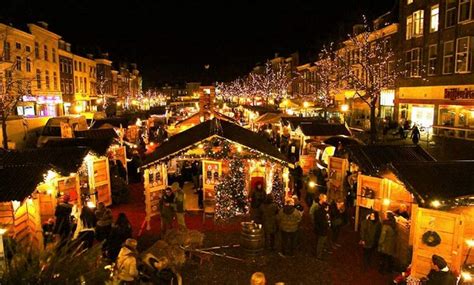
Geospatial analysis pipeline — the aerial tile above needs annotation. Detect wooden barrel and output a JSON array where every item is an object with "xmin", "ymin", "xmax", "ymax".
[{"xmin": 240, "ymin": 222, "xmax": 264, "ymax": 255}]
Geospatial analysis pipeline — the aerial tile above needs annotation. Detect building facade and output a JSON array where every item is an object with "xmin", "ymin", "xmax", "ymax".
[
  {"xmin": 397, "ymin": 0, "xmax": 474, "ymax": 140},
  {"xmin": 72, "ymin": 53, "xmax": 96, "ymax": 114},
  {"xmin": 58, "ymin": 40, "xmax": 74, "ymax": 114}
]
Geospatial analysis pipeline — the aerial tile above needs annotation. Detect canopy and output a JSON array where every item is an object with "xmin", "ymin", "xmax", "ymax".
[
  {"xmin": 255, "ymin": 112, "xmax": 282, "ymax": 124},
  {"xmin": 324, "ymin": 135, "xmax": 364, "ymax": 147}
]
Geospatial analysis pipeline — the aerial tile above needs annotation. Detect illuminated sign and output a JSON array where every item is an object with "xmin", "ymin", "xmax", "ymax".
[{"xmin": 444, "ymin": 88, "xmax": 474, "ymax": 100}]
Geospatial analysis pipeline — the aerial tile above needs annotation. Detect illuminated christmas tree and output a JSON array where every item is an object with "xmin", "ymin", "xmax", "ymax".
[
  {"xmin": 215, "ymin": 159, "xmax": 248, "ymax": 220},
  {"xmin": 271, "ymin": 170, "xmax": 285, "ymax": 208}
]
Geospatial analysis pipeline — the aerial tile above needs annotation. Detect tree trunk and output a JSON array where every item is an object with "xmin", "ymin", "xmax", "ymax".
[
  {"xmin": 369, "ymin": 103, "xmax": 377, "ymax": 144},
  {"xmin": 2, "ymin": 116, "xmax": 8, "ymax": 150}
]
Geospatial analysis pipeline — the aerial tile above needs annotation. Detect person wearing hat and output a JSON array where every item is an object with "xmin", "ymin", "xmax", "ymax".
[
  {"xmin": 422, "ymin": 254, "xmax": 457, "ymax": 285},
  {"xmin": 116, "ymin": 238, "xmax": 139, "ymax": 284},
  {"xmin": 172, "ymin": 182, "xmax": 187, "ymax": 229}
]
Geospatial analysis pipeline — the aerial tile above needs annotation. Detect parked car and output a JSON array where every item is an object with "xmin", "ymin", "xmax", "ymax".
[{"xmin": 36, "ymin": 115, "xmax": 88, "ymax": 147}]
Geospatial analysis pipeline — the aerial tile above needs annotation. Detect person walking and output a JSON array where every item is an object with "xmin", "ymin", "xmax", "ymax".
[
  {"xmin": 360, "ymin": 211, "xmax": 381, "ymax": 270},
  {"xmin": 105, "ymin": 213, "xmax": 133, "ymax": 261},
  {"xmin": 116, "ymin": 238, "xmax": 139, "ymax": 284},
  {"xmin": 260, "ymin": 194, "xmax": 278, "ymax": 251},
  {"xmin": 172, "ymin": 182, "xmax": 187, "ymax": 229},
  {"xmin": 159, "ymin": 187, "xmax": 176, "ymax": 238},
  {"xmin": 411, "ymin": 124, "xmax": 421, "ymax": 145},
  {"xmin": 250, "ymin": 182, "xmax": 266, "ymax": 224},
  {"xmin": 95, "ymin": 202, "xmax": 113, "ymax": 242},
  {"xmin": 277, "ymin": 198, "xmax": 302, "ymax": 257},
  {"xmin": 314, "ymin": 202, "xmax": 331, "ymax": 261},
  {"xmin": 378, "ymin": 211, "xmax": 397, "ymax": 274}
]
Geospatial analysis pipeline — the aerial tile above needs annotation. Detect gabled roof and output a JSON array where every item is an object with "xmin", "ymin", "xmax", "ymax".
[
  {"xmin": 348, "ymin": 145, "xmax": 435, "ymax": 176},
  {"xmin": 0, "ymin": 165, "xmax": 50, "ymax": 202},
  {"xmin": 75, "ymin": 128, "xmax": 118, "ymax": 140},
  {"xmin": 174, "ymin": 111, "xmax": 236, "ymax": 127},
  {"xmin": 280, "ymin": 117, "xmax": 327, "ymax": 130},
  {"xmin": 142, "ymin": 118, "xmax": 290, "ymax": 167},
  {"xmin": 90, "ymin": 117, "xmax": 131, "ymax": 129},
  {"xmin": 0, "ymin": 147, "xmax": 89, "ymax": 175},
  {"xmin": 298, "ymin": 122, "xmax": 352, "ymax": 137},
  {"xmin": 255, "ymin": 112, "xmax": 282, "ymax": 124},
  {"xmin": 241, "ymin": 105, "xmax": 281, "ymax": 115},
  {"xmin": 388, "ymin": 161, "xmax": 474, "ymax": 207},
  {"xmin": 44, "ymin": 137, "xmax": 113, "ymax": 156}
]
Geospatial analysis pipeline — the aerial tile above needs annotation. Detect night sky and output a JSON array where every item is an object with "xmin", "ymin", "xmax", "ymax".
[{"xmin": 2, "ymin": 0, "xmax": 396, "ymax": 88}]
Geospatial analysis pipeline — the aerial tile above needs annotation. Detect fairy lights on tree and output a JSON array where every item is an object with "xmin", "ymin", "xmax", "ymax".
[
  {"xmin": 271, "ymin": 170, "xmax": 285, "ymax": 208},
  {"xmin": 215, "ymin": 159, "xmax": 248, "ymax": 220}
]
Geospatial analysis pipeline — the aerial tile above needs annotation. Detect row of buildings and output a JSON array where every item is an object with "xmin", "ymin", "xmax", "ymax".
[
  {"xmin": 250, "ymin": 0, "xmax": 474, "ymax": 141},
  {"xmin": 0, "ymin": 21, "xmax": 143, "ymax": 118}
]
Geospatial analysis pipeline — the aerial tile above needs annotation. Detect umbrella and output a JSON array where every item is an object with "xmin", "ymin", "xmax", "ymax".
[{"xmin": 323, "ymin": 135, "xmax": 364, "ymax": 147}]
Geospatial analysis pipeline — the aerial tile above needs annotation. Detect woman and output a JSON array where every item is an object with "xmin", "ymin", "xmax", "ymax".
[
  {"xmin": 73, "ymin": 206, "xmax": 96, "ymax": 250},
  {"xmin": 411, "ymin": 125, "xmax": 421, "ymax": 145},
  {"xmin": 250, "ymin": 182, "xmax": 266, "ymax": 224},
  {"xmin": 360, "ymin": 211, "xmax": 381, "ymax": 270},
  {"xmin": 105, "ymin": 213, "xmax": 133, "ymax": 261},
  {"xmin": 259, "ymin": 194, "xmax": 278, "ymax": 250},
  {"xmin": 95, "ymin": 202, "xmax": 113, "ymax": 242},
  {"xmin": 378, "ymin": 211, "xmax": 397, "ymax": 274}
]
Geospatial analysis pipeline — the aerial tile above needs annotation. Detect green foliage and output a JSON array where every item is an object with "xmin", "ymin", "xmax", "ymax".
[{"xmin": 215, "ymin": 159, "xmax": 248, "ymax": 220}]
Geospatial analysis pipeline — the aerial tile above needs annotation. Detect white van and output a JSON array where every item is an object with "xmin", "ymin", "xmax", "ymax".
[{"xmin": 37, "ymin": 116, "xmax": 88, "ymax": 147}]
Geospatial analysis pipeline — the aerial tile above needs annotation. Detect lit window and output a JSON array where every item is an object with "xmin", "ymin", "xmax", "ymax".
[
  {"xmin": 411, "ymin": 48, "xmax": 421, "ymax": 77},
  {"xmin": 443, "ymin": 41, "xmax": 454, "ymax": 74},
  {"xmin": 44, "ymin": 45, "xmax": 48, "ymax": 61},
  {"xmin": 16, "ymin": 56, "xmax": 22, "ymax": 71},
  {"xmin": 45, "ymin": 70, "xmax": 50, "ymax": 89},
  {"xmin": 455, "ymin": 37, "xmax": 473, "ymax": 73},
  {"xmin": 446, "ymin": 0, "xmax": 457, "ymax": 28},
  {"xmin": 428, "ymin": 45, "xmax": 437, "ymax": 76},
  {"xmin": 53, "ymin": 72, "xmax": 58, "ymax": 90},
  {"xmin": 413, "ymin": 10, "xmax": 424, "ymax": 36},
  {"xmin": 430, "ymin": 5, "xmax": 439, "ymax": 32},
  {"xmin": 26, "ymin": 58, "xmax": 31, "ymax": 72},
  {"xmin": 406, "ymin": 15, "xmax": 413, "ymax": 39},
  {"xmin": 407, "ymin": 0, "xmax": 413, "ymax": 4},
  {"xmin": 36, "ymin": 69, "xmax": 42, "ymax": 89},
  {"xmin": 34, "ymin": 42, "xmax": 40, "ymax": 59},
  {"xmin": 459, "ymin": 0, "xmax": 473, "ymax": 23}
]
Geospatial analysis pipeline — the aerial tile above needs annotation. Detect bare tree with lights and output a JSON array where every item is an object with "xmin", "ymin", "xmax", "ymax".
[
  {"xmin": 0, "ymin": 28, "xmax": 34, "ymax": 149},
  {"xmin": 338, "ymin": 17, "xmax": 399, "ymax": 144}
]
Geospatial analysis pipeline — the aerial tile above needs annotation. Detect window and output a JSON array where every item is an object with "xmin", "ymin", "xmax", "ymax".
[
  {"xmin": 44, "ymin": 45, "xmax": 48, "ymax": 61},
  {"xmin": 75, "ymin": 76, "xmax": 78, "ymax": 92},
  {"xmin": 25, "ymin": 46, "xmax": 31, "ymax": 52},
  {"xmin": 428, "ymin": 45, "xmax": 437, "ymax": 75},
  {"xmin": 74, "ymin": 60, "xmax": 77, "ymax": 71},
  {"xmin": 36, "ymin": 69, "xmax": 42, "ymax": 89},
  {"xmin": 84, "ymin": 78, "xmax": 87, "ymax": 93},
  {"xmin": 459, "ymin": 0, "xmax": 473, "ymax": 22},
  {"xmin": 52, "ymin": 48, "xmax": 56, "ymax": 63},
  {"xmin": 26, "ymin": 58, "xmax": 31, "ymax": 72},
  {"xmin": 15, "ymin": 42, "xmax": 21, "ymax": 49},
  {"xmin": 4, "ymin": 42, "xmax": 10, "ymax": 61},
  {"xmin": 443, "ymin": 41, "xmax": 455, "ymax": 74},
  {"xmin": 411, "ymin": 48, "xmax": 421, "ymax": 77},
  {"xmin": 35, "ymin": 42, "xmax": 40, "ymax": 59},
  {"xmin": 455, "ymin": 37, "xmax": 473, "ymax": 73},
  {"xmin": 53, "ymin": 72, "xmax": 58, "ymax": 90},
  {"xmin": 406, "ymin": 15, "xmax": 413, "ymax": 39},
  {"xmin": 430, "ymin": 5, "xmax": 439, "ymax": 32},
  {"xmin": 413, "ymin": 10, "xmax": 424, "ymax": 36},
  {"xmin": 446, "ymin": 0, "xmax": 457, "ymax": 28},
  {"xmin": 60, "ymin": 61, "xmax": 64, "ymax": 73},
  {"xmin": 45, "ymin": 70, "xmax": 50, "ymax": 89},
  {"xmin": 61, "ymin": 81, "xmax": 65, "ymax": 93},
  {"xmin": 16, "ymin": 56, "xmax": 22, "ymax": 71}
]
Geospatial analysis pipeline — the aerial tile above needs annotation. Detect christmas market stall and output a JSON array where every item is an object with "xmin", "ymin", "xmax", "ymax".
[
  {"xmin": 0, "ymin": 147, "xmax": 90, "ymax": 250},
  {"xmin": 139, "ymin": 118, "xmax": 293, "ymax": 231},
  {"xmin": 384, "ymin": 161, "xmax": 474, "ymax": 281}
]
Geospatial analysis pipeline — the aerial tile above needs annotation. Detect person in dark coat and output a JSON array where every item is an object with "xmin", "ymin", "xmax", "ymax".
[
  {"xmin": 104, "ymin": 212, "xmax": 133, "ymax": 261},
  {"xmin": 250, "ymin": 182, "xmax": 266, "ymax": 224},
  {"xmin": 42, "ymin": 218, "xmax": 55, "ymax": 248},
  {"xmin": 95, "ymin": 202, "xmax": 113, "ymax": 242},
  {"xmin": 360, "ymin": 211, "xmax": 381, "ymax": 269},
  {"xmin": 291, "ymin": 163, "xmax": 304, "ymax": 199},
  {"xmin": 330, "ymin": 199, "xmax": 348, "ymax": 247},
  {"xmin": 74, "ymin": 206, "xmax": 96, "ymax": 250},
  {"xmin": 259, "ymin": 194, "xmax": 278, "ymax": 250},
  {"xmin": 159, "ymin": 187, "xmax": 176, "ymax": 238},
  {"xmin": 411, "ymin": 125, "xmax": 421, "ymax": 145},
  {"xmin": 314, "ymin": 202, "xmax": 331, "ymax": 260},
  {"xmin": 378, "ymin": 211, "xmax": 397, "ymax": 274},
  {"xmin": 54, "ymin": 194, "xmax": 73, "ymax": 240},
  {"xmin": 422, "ymin": 254, "xmax": 457, "ymax": 285},
  {"xmin": 277, "ymin": 198, "xmax": 302, "ymax": 257}
]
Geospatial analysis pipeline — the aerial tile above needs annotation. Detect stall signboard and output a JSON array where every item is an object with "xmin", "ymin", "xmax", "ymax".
[
  {"xmin": 142, "ymin": 163, "xmax": 168, "ymax": 233},
  {"xmin": 327, "ymin": 157, "xmax": 349, "ymax": 202},
  {"xmin": 299, "ymin": 155, "xmax": 315, "ymax": 174},
  {"xmin": 60, "ymin": 122, "xmax": 73, "ymax": 138},
  {"xmin": 202, "ymin": 160, "xmax": 221, "ymax": 200}
]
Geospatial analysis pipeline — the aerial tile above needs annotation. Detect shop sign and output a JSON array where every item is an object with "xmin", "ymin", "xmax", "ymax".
[{"xmin": 444, "ymin": 88, "xmax": 474, "ymax": 100}]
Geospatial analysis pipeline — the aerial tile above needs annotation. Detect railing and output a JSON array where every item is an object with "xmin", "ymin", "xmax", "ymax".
[{"xmin": 432, "ymin": 125, "xmax": 474, "ymax": 141}]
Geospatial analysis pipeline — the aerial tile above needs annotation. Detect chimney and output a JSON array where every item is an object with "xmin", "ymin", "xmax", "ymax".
[
  {"xmin": 353, "ymin": 24, "xmax": 365, "ymax": 35},
  {"xmin": 37, "ymin": 21, "xmax": 49, "ymax": 29}
]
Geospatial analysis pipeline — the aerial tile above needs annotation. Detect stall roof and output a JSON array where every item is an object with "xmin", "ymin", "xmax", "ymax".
[
  {"xmin": 298, "ymin": 122, "xmax": 352, "ymax": 137},
  {"xmin": 44, "ymin": 137, "xmax": 114, "ymax": 157},
  {"xmin": 90, "ymin": 117, "xmax": 131, "ymax": 129},
  {"xmin": 174, "ymin": 111, "xmax": 237, "ymax": 127},
  {"xmin": 0, "ymin": 147, "xmax": 89, "ymax": 175},
  {"xmin": 347, "ymin": 145, "xmax": 435, "ymax": 176},
  {"xmin": 142, "ymin": 118, "xmax": 290, "ymax": 167},
  {"xmin": 280, "ymin": 117, "xmax": 327, "ymax": 130},
  {"xmin": 0, "ymin": 165, "xmax": 51, "ymax": 202},
  {"xmin": 75, "ymin": 128, "xmax": 118, "ymax": 140},
  {"xmin": 255, "ymin": 112, "xmax": 282, "ymax": 124},
  {"xmin": 241, "ymin": 105, "xmax": 280, "ymax": 115},
  {"xmin": 388, "ymin": 161, "xmax": 474, "ymax": 207}
]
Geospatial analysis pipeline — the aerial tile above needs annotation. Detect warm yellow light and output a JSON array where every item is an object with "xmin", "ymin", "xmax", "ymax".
[
  {"xmin": 282, "ymin": 172, "xmax": 289, "ymax": 180},
  {"xmin": 383, "ymin": 199, "xmax": 391, "ymax": 206},
  {"xmin": 0, "ymin": 229, "xmax": 7, "ymax": 235},
  {"xmin": 431, "ymin": 200, "xmax": 441, "ymax": 208},
  {"xmin": 27, "ymin": 198, "xmax": 33, "ymax": 205},
  {"xmin": 96, "ymin": 98, "xmax": 103, "ymax": 104},
  {"xmin": 46, "ymin": 188, "xmax": 53, "ymax": 195},
  {"xmin": 303, "ymin": 101, "xmax": 309, "ymax": 108},
  {"xmin": 237, "ymin": 146, "xmax": 242, "ymax": 152},
  {"xmin": 466, "ymin": 239, "xmax": 474, "ymax": 248},
  {"xmin": 149, "ymin": 142, "xmax": 155, "ymax": 147},
  {"xmin": 12, "ymin": 200, "xmax": 21, "ymax": 212},
  {"xmin": 308, "ymin": 181, "xmax": 316, "ymax": 188},
  {"xmin": 462, "ymin": 271, "xmax": 472, "ymax": 282},
  {"xmin": 117, "ymin": 101, "xmax": 122, "ymax": 106},
  {"xmin": 260, "ymin": 160, "xmax": 266, "ymax": 165},
  {"xmin": 87, "ymin": 201, "xmax": 96, "ymax": 209},
  {"xmin": 74, "ymin": 105, "xmax": 83, "ymax": 113},
  {"xmin": 198, "ymin": 144, "xmax": 204, "ymax": 149},
  {"xmin": 265, "ymin": 129, "xmax": 272, "ymax": 133},
  {"xmin": 286, "ymin": 109, "xmax": 294, "ymax": 116},
  {"xmin": 341, "ymin": 104, "xmax": 349, "ymax": 112}
]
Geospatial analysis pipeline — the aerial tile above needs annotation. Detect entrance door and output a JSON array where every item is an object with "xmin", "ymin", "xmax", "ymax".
[{"xmin": 411, "ymin": 106, "xmax": 434, "ymax": 128}]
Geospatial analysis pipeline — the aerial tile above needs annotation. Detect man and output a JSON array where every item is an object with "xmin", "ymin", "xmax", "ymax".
[
  {"xmin": 116, "ymin": 238, "xmax": 139, "ymax": 284},
  {"xmin": 291, "ymin": 162, "xmax": 303, "ymax": 199},
  {"xmin": 423, "ymin": 254, "xmax": 457, "ymax": 285},
  {"xmin": 159, "ymin": 187, "xmax": 176, "ymax": 238},
  {"xmin": 277, "ymin": 198, "xmax": 302, "ymax": 257},
  {"xmin": 314, "ymin": 201, "xmax": 331, "ymax": 260},
  {"xmin": 54, "ymin": 194, "xmax": 73, "ymax": 240},
  {"xmin": 310, "ymin": 193, "xmax": 327, "ymax": 224},
  {"xmin": 172, "ymin": 182, "xmax": 186, "ymax": 229}
]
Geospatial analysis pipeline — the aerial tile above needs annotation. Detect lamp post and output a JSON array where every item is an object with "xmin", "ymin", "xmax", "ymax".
[{"xmin": 340, "ymin": 104, "xmax": 349, "ymax": 124}]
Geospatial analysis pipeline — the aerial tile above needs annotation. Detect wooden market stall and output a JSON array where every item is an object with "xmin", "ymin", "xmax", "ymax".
[{"xmin": 139, "ymin": 118, "xmax": 293, "ymax": 232}]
